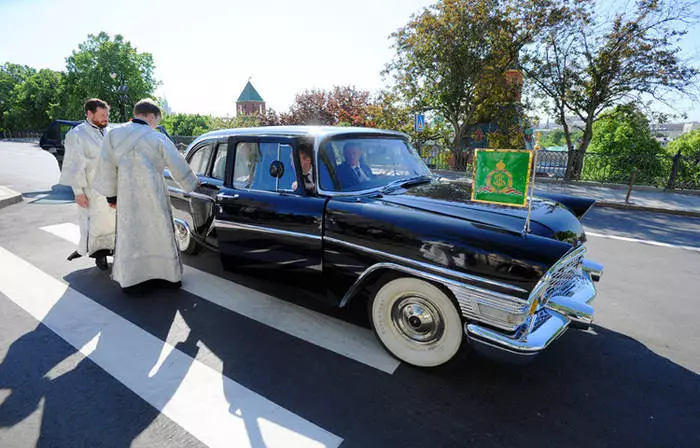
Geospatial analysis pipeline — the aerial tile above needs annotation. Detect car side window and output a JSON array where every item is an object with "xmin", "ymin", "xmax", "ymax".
[
  {"xmin": 210, "ymin": 143, "xmax": 228, "ymax": 180},
  {"xmin": 188, "ymin": 143, "xmax": 213, "ymax": 176},
  {"xmin": 233, "ymin": 142, "xmax": 295, "ymax": 192}
]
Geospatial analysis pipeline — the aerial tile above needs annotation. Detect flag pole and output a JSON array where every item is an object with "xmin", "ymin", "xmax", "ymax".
[{"xmin": 523, "ymin": 149, "xmax": 537, "ymax": 236}]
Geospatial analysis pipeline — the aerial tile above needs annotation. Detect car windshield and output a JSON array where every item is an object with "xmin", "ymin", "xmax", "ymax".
[{"xmin": 318, "ymin": 137, "xmax": 431, "ymax": 193}]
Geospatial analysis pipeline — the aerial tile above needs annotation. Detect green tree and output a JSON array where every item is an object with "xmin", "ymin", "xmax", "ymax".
[
  {"xmin": 0, "ymin": 63, "xmax": 35, "ymax": 132},
  {"xmin": 584, "ymin": 104, "xmax": 663, "ymax": 184},
  {"xmin": 384, "ymin": 0, "xmax": 566, "ymax": 164},
  {"xmin": 64, "ymin": 32, "xmax": 157, "ymax": 122},
  {"xmin": 368, "ymin": 90, "xmax": 452, "ymax": 146},
  {"xmin": 522, "ymin": 0, "xmax": 698, "ymax": 180},
  {"xmin": 539, "ymin": 128, "xmax": 583, "ymax": 148},
  {"xmin": 5, "ymin": 69, "xmax": 66, "ymax": 131},
  {"xmin": 160, "ymin": 113, "xmax": 211, "ymax": 136},
  {"xmin": 666, "ymin": 129, "xmax": 700, "ymax": 188}
]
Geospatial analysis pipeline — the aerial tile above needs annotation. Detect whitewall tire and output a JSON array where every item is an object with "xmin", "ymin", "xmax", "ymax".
[
  {"xmin": 175, "ymin": 220, "xmax": 201, "ymax": 255},
  {"xmin": 370, "ymin": 277, "xmax": 463, "ymax": 367}
]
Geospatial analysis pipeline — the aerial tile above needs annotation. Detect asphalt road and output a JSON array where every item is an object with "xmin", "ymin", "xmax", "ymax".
[{"xmin": 0, "ymin": 141, "xmax": 699, "ymax": 447}]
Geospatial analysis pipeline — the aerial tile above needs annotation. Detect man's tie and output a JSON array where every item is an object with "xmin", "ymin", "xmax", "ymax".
[{"xmin": 354, "ymin": 167, "xmax": 363, "ymax": 181}]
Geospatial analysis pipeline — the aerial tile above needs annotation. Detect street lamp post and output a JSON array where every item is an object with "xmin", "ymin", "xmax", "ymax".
[{"xmin": 109, "ymin": 73, "xmax": 129, "ymax": 121}]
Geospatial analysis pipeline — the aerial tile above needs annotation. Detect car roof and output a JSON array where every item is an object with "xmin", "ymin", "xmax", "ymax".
[{"xmin": 188, "ymin": 125, "xmax": 408, "ymax": 148}]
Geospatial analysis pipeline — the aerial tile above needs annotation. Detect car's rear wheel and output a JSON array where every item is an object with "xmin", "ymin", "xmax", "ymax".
[
  {"xmin": 174, "ymin": 220, "xmax": 201, "ymax": 255},
  {"xmin": 370, "ymin": 277, "xmax": 463, "ymax": 367}
]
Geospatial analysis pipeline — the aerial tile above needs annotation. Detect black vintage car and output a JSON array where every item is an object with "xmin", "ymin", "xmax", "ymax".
[{"xmin": 166, "ymin": 126, "xmax": 603, "ymax": 367}]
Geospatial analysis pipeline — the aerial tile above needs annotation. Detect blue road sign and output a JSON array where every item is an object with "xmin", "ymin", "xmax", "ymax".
[{"xmin": 414, "ymin": 114, "xmax": 425, "ymax": 132}]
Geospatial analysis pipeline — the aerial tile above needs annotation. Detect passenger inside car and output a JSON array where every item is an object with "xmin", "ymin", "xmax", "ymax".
[{"xmin": 335, "ymin": 141, "xmax": 375, "ymax": 188}]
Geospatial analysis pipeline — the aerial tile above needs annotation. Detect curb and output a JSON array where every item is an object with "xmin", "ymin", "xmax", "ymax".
[
  {"xmin": 595, "ymin": 201, "xmax": 700, "ymax": 218},
  {"xmin": 0, "ymin": 186, "xmax": 23, "ymax": 209}
]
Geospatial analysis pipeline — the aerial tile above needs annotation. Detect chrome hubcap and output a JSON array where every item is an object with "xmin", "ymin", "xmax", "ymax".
[
  {"xmin": 175, "ymin": 221, "xmax": 190, "ymax": 251},
  {"xmin": 391, "ymin": 295, "xmax": 444, "ymax": 344}
]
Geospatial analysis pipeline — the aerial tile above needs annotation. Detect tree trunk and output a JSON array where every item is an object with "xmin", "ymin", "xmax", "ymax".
[
  {"xmin": 451, "ymin": 125, "xmax": 470, "ymax": 171},
  {"xmin": 568, "ymin": 117, "xmax": 594, "ymax": 180}
]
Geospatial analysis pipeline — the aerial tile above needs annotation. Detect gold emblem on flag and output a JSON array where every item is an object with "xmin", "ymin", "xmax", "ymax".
[{"xmin": 478, "ymin": 160, "xmax": 523, "ymax": 195}]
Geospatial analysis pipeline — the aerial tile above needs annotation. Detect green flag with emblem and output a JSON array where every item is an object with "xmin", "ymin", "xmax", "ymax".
[{"xmin": 471, "ymin": 149, "xmax": 533, "ymax": 207}]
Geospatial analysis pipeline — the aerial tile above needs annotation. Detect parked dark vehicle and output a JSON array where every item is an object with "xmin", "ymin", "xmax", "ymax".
[
  {"xmin": 39, "ymin": 120, "xmax": 81, "ymax": 167},
  {"xmin": 167, "ymin": 126, "xmax": 603, "ymax": 367},
  {"xmin": 42, "ymin": 120, "xmax": 175, "ymax": 168}
]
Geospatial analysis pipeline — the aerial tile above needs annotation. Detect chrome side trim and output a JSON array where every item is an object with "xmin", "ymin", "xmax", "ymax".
[
  {"xmin": 325, "ymin": 236, "xmax": 528, "ymax": 294},
  {"xmin": 214, "ymin": 220, "xmax": 322, "ymax": 241}
]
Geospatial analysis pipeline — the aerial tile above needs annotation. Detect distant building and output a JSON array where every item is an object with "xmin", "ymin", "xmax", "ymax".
[
  {"xmin": 650, "ymin": 121, "xmax": 700, "ymax": 140},
  {"xmin": 236, "ymin": 80, "xmax": 265, "ymax": 116}
]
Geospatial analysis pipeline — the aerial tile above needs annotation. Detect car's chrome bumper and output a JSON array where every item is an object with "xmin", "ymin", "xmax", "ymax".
[{"xmin": 465, "ymin": 265, "xmax": 600, "ymax": 362}]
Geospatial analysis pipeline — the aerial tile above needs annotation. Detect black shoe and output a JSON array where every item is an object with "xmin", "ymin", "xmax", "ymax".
[
  {"xmin": 95, "ymin": 256, "xmax": 109, "ymax": 271},
  {"xmin": 67, "ymin": 250, "xmax": 82, "ymax": 261}
]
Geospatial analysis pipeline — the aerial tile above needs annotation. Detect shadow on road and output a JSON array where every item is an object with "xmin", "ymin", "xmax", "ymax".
[
  {"xmin": 0, "ymin": 267, "xmax": 194, "ymax": 447},
  {"xmin": 22, "ymin": 185, "xmax": 74, "ymax": 205},
  {"xmin": 1, "ymin": 254, "xmax": 697, "ymax": 447},
  {"xmin": 180, "ymin": 249, "xmax": 700, "ymax": 447}
]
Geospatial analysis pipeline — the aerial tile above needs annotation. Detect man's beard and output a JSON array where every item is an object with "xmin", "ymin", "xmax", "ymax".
[{"xmin": 93, "ymin": 119, "xmax": 108, "ymax": 129}]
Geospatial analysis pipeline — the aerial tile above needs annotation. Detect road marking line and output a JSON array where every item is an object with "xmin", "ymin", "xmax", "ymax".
[
  {"xmin": 586, "ymin": 231, "xmax": 700, "ymax": 252},
  {"xmin": 40, "ymin": 223, "xmax": 400, "ymax": 374},
  {"xmin": 0, "ymin": 246, "xmax": 342, "ymax": 448}
]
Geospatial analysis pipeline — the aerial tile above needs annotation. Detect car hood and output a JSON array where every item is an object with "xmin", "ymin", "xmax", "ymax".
[{"xmin": 378, "ymin": 181, "xmax": 590, "ymax": 244}]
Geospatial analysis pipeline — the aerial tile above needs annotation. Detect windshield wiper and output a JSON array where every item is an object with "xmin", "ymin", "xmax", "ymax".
[{"xmin": 382, "ymin": 175, "xmax": 434, "ymax": 192}]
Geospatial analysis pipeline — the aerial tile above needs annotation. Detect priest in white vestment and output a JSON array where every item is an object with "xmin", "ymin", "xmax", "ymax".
[
  {"xmin": 59, "ymin": 98, "xmax": 116, "ymax": 270},
  {"xmin": 94, "ymin": 99, "xmax": 199, "ymax": 290}
]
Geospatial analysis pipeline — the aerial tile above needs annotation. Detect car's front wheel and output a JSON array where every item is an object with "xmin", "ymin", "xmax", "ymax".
[
  {"xmin": 370, "ymin": 277, "xmax": 463, "ymax": 367},
  {"xmin": 174, "ymin": 220, "xmax": 201, "ymax": 255}
]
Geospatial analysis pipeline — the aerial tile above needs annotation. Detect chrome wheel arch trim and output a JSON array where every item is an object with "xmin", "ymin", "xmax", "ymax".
[{"xmin": 338, "ymin": 261, "xmax": 524, "ymax": 310}]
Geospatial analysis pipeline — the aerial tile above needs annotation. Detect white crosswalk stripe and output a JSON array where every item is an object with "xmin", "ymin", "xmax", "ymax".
[
  {"xmin": 40, "ymin": 222, "xmax": 400, "ymax": 374},
  {"xmin": 0, "ymin": 245, "xmax": 343, "ymax": 448}
]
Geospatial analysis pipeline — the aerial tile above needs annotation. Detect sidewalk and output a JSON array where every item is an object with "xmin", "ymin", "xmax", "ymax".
[
  {"xmin": 433, "ymin": 170, "xmax": 700, "ymax": 218},
  {"xmin": 0, "ymin": 186, "xmax": 22, "ymax": 209}
]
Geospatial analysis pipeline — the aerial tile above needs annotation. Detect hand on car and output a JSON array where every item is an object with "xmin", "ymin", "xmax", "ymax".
[{"xmin": 75, "ymin": 194, "xmax": 89, "ymax": 208}]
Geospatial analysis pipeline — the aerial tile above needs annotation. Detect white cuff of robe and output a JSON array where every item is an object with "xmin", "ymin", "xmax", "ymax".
[{"xmin": 72, "ymin": 187, "xmax": 85, "ymax": 196}]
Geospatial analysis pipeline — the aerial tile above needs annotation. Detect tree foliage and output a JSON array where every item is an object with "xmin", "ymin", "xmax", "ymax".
[
  {"xmin": 584, "ymin": 103, "xmax": 664, "ymax": 183},
  {"xmin": 539, "ymin": 128, "xmax": 583, "ymax": 148},
  {"xmin": 1, "ymin": 63, "xmax": 66, "ymax": 132},
  {"xmin": 522, "ymin": 0, "xmax": 698, "ymax": 180},
  {"xmin": 384, "ymin": 0, "xmax": 565, "ymax": 162},
  {"xmin": 277, "ymin": 86, "xmax": 374, "ymax": 126},
  {"xmin": 64, "ymin": 32, "xmax": 157, "ymax": 122},
  {"xmin": 666, "ymin": 129, "xmax": 700, "ymax": 188},
  {"xmin": 160, "ymin": 113, "xmax": 212, "ymax": 136}
]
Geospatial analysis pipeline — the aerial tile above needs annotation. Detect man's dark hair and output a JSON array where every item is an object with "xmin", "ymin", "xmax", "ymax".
[
  {"xmin": 133, "ymin": 99, "xmax": 162, "ymax": 118},
  {"xmin": 299, "ymin": 145, "xmax": 313, "ymax": 160},
  {"xmin": 84, "ymin": 98, "xmax": 109, "ymax": 114}
]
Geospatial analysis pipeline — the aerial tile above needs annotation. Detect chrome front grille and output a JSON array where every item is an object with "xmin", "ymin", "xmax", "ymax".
[
  {"xmin": 532, "ymin": 246, "xmax": 586, "ymax": 306},
  {"xmin": 445, "ymin": 247, "xmax": 586, "ymax": 334},
  {"xmin": 447, "ymin": 283, "xmax": 529, "ymax": 332}
]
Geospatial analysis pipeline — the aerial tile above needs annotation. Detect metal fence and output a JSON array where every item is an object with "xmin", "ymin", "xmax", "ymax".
[
  {"xmin": 422, "ymin": 148, "xmax": 700, "ymax": 190},
  {"xmin": 0, "ymin": 130, "xmax": 42, "ymax": 141}
]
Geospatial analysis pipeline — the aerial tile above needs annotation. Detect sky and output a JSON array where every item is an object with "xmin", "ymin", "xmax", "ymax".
[{"xmin": 1, "ymin": 0, "xmax": 699, "ymax": 122}]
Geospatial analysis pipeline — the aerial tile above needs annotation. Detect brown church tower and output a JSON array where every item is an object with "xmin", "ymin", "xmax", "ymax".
[{"xmin": 236, "ymin": 80, "xmax": 266, "ymax": 116}]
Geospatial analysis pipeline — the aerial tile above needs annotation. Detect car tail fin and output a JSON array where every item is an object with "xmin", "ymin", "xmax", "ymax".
[{"xmin": 537, "ymin": 192, "xmax": 596, "ymax": 221}]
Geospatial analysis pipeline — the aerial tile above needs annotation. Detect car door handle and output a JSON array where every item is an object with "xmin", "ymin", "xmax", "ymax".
[{"xmin": 216, "ymin": 192, "xmax": 239, "ymax": 201}]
